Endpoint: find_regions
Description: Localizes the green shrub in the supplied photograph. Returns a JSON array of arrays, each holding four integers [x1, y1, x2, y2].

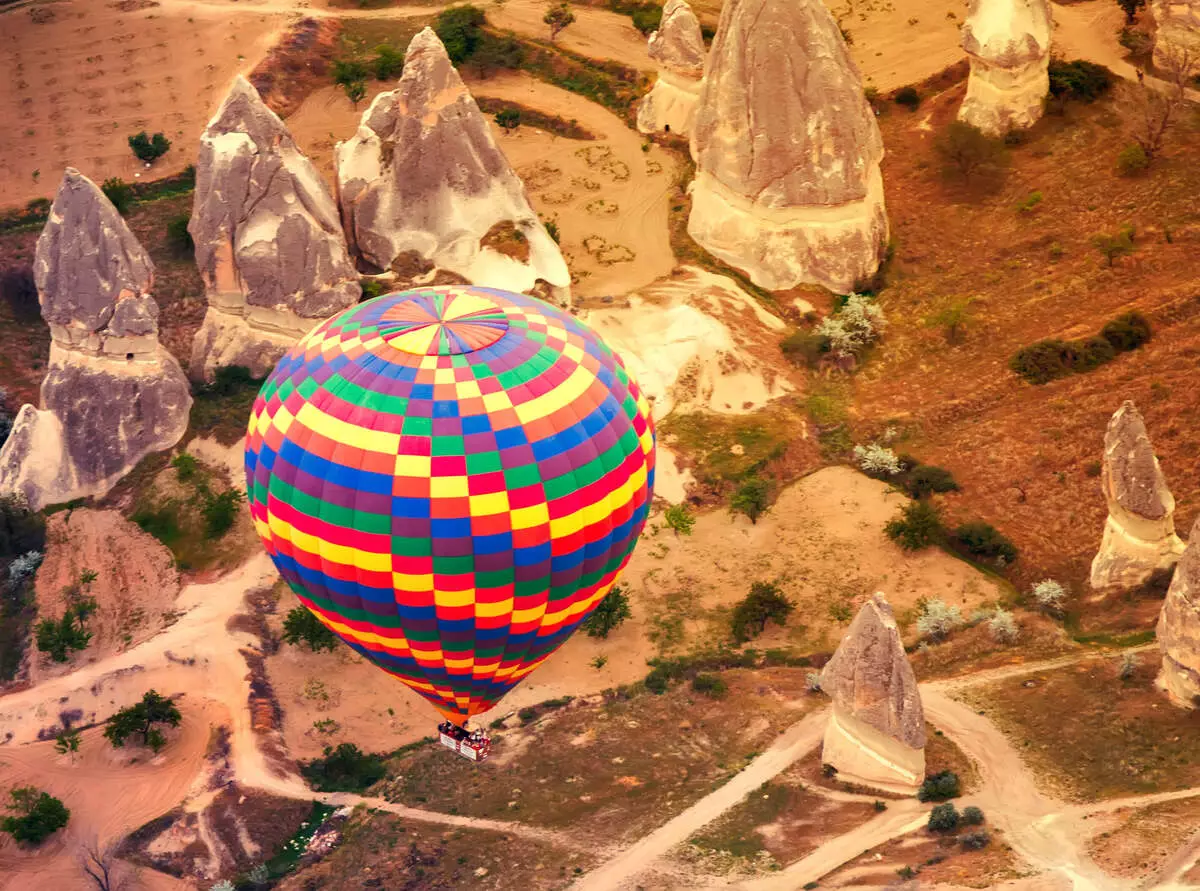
[[1, 266, 39, 323], [1101, 311, 1152, 352], [664, 503, 694, 536], [101, 178, 134, 215], [1048, 59, 1113, 102], [495, 107, 521, 131], [928, 802, 960, 832], [1074, 335, 1117, 371], [301, 743, 387, 792], [918, 770, 961, 802], [1117, 142, 1150, 176], [885, 500, 943, 551], [961, 805, 985, 825], [730, 580, 794, 643], [331, 58, 369, 86], [951, 521, 1018, 565], [1092, 223, 1136, 267], [435, 5, 486, 63], [104, 690, 182, 752], [902, 465, 959, 499], [935, 121, 1007, 185], [201, 488, 243, 539], [35, 599, 95, 662], [691, 672, 728, 698], [373, 44, 404, 80], [1009, 339, 1077, 384], [359, 278, 387, 301], [128, 131, 171, 163], [1, 787, 69, 845], [961, 829, 991, 849], [580, 584, 632, 638], [630, 4, 661, 32], [730, 476, 771, 524], [466, 31, 525, 78], [171, 452, 199, 482], [780, 330, 830, 367], [166, 214, 193, 257], [282, 606, 338, 652], [894, 86, 921, 109]]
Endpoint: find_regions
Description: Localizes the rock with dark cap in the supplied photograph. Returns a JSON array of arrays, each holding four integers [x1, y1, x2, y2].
[[189, 75, 360, 381], [1158, 518, 1200, 708], [0, 169, 191, 510], [335, 28, 570, 304], [958, 0, 1052, 136], [1090, 401, 1185, 592], [637, 0, 706, 137], [686, 0, 888, 293], [820, 592, 925, 794]]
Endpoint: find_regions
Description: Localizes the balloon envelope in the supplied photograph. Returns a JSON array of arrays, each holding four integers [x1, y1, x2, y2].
[[245, 285, 655, 721]]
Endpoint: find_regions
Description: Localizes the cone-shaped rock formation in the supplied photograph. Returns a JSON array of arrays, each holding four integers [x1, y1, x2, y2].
[[686, 0, 888, 294], [189, 76, 361, 381], [1158, 517, 1200, 708], [1090, 401, 1185, 592], [336, 28, 570, 303], [820, 593, 925, 794], [636, 0, 706, 138], [1152, 0, 1200, 68], [0, 169, 191, 510], [958, 0, 1052, 136]]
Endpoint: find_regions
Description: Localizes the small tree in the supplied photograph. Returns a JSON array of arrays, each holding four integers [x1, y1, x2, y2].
[[691, 672, 727, 698], [961, 829, 992, 849], [1031, 579, 1066, 614], [1, 786, 70, 845], [282, 606, 339, 652], [918, 770, 961, 801], [805, 671, 823, 693], [331, 58, 369, 87], [55, 728, 81, 756], [731, 476, 771, 524], [495, 107, 521, 132], [580, 584, 632, 638], [988, 608, 1019, 643], [926, 297, 975, 345], [373, 44, 404, 80], [928, 802, 960, 832], [885, 500, 943, 551], [127, 131, 170, 164], [1091, 223, 1136, 267], [435, 4, 487, 63], [730, 580, 794, 643], [916, 599, 964, 641], [935, 121, 1007, 186], [664, 503, 694, 537], [345, 80, 367, 109], [1116, 0, 1145, 24], [544, 2, 576, 40], [79, 836, 132, 891], [101, 178, 134, 215], [903, 465, 959, 499], [1130, 46, 1197, 160], [37, 598, 97, 662], [103, 691, 182, 752], [961, 805, 985, 825]]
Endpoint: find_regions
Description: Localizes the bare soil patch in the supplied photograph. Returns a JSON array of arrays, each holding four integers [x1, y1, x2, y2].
[[1087, 796, 1200, 880]]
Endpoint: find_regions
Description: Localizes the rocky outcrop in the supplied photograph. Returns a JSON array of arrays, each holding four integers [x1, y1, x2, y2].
[[686, 0, 888, 294], [1158, 518, 1200, 708], [958, 0, 1052, 136], [1090, 401, 1185, 592], [190, 76, 360, 381], [335, 28, 570, 303], [820, 593, 926, 794], [636, 0, 706, 138], [1152, 0, 1200, 69], [0, 169, 191, 511]]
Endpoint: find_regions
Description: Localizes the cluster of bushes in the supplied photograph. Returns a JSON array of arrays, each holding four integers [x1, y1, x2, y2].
[[853, 445, 959, 499], [301, 743, 387, 792], [0, 498, 46, 681], [128, 130, 171, 164], [601, 0, 662, 33], [1047, 59, 1113, 106], [886, 501, 1018, 568], [331, 42, 405, 104], [1009, 310, 1152, 384], [643, 647, 761, 695]]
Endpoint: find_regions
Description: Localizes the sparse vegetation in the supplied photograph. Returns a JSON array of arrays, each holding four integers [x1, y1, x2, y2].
[[282, 605, 339, 652], [128, 131, 171, 164], [580, 584, 632, 638], [885, 500, 943, 551], [935, 121, 1007, 186], [101, 178, 134, 215], [816, 294, 886, 360], [730, 581, 793, 643], [664, 503, 694, 536], [901, 464, 959, 499], [495, 107, 521, 132], [691, 672, 728, 698], [961, 828, 992, 849], [54, 727, 81, 755], [916, 599, 964, 641], [1118, 652, 1140, 680], [924, 296, 975, 345], [1091, 223, 1136, 267], [1116, 142, 1150, 176], [1, 786, 69, 845], [103, 691, 182, 753]]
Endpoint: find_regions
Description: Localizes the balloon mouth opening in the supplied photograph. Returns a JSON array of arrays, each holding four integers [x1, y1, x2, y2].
[[379, 290, 511, 356]]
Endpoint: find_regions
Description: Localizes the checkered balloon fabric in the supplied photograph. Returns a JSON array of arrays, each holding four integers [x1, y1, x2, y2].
[[245, 286, 656, 720]]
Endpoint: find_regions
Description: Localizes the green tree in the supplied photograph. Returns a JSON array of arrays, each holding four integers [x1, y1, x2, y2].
[[730, 580, 793, 643], [928, 802, 960, 832], [166, 213, 193, 257], [730, 476, 770, 524], [1, 786, 69, 845], [103, 691, 182, 753], [54, 728, 81, 756], [925, 297, 974, 345], [344, 80, 367, 109], [301, 743, 387, 792], [282, 606, 339, 652], [544, 2, 576, 39], [580, 584, 631, 638], [664, 503, 694, 537], [495, 107, 521, 132], [101, 178, 134, 215], [201, 488, 243, 539], [373, 44, 404, 80], [918, 770, 961, 802], [435, 5, 487, 63], [331, 58, 369, 87], [1091, 223, 1135, 267], [36, 598, 96, 662], [128, 131, 171, 163], [934, 121, 1007, 186], [885, 500, 943, 551]]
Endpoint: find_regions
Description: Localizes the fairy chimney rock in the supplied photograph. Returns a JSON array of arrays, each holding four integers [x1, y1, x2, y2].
[[1090, 401, 1185, 592], [1158, 518, 1200, 708], [820, 593, 926, 795], [686, 0, 889, 293], [189, 75, 361, 381], [0, 169, 191, 510], [637, 0, 706, 137], [335, 28, 570, 304], [958, 0, 1052, 136]]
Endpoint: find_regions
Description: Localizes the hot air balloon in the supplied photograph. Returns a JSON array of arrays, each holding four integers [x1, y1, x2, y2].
[[245, 285, 655, 760]]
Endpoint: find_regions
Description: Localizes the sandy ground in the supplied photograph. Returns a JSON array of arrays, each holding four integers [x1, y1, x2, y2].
[[0, 706, 214, 891], [28, 508, 181, 686], [488, 0, 655, 71], [0, 0, 283, 208], [288, 71, 677, 297]]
